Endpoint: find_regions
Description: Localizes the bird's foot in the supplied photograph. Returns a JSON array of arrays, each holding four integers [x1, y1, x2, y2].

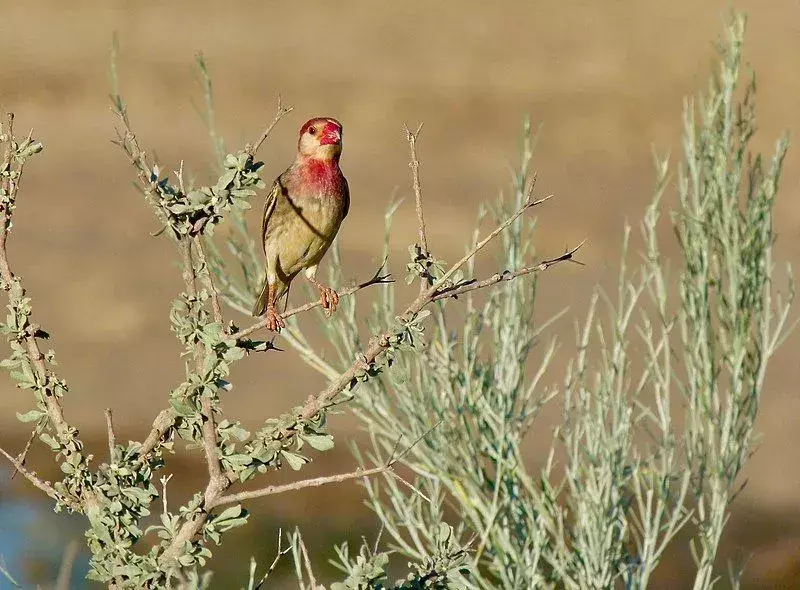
[[266, 305, 286, 332], [317, 285, 340, 316]]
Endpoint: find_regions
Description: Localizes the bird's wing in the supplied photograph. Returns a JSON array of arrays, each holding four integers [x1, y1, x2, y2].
[[341, 176, 350, 219], [260, 177, 283, 254]]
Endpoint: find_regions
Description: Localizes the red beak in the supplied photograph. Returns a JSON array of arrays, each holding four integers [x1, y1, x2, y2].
[[319, 128, 341, 146]]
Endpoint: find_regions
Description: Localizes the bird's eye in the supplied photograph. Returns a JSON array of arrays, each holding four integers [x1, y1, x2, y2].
[[308, 126, 316, 135]]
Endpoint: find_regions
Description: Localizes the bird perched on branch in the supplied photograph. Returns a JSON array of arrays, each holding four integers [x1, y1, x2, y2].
[[252, 117, 349, 331]]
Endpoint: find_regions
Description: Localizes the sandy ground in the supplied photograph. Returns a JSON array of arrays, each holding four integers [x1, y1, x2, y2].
[[1, 1, 800, 586]]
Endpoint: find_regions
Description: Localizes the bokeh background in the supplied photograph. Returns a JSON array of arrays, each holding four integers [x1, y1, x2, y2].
[[1, 1, 799, 587]]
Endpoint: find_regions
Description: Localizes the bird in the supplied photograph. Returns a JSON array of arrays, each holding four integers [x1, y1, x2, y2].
[[252, 117, 349, 332]]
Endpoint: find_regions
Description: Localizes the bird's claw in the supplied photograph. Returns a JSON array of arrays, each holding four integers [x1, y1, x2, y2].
[[318, 286, 339, 316], [266, 306, 286, 332]]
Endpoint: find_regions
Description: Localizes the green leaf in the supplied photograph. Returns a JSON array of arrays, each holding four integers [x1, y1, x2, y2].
[[215, 169, 237, 191], [16, 409, 45, 423], [302, 433, 334, 452], [280, 450, 308, 471], [215, 504, 243, 522]]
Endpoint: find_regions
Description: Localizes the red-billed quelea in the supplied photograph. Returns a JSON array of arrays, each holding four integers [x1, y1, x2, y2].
[[252, 117, 349, 331]]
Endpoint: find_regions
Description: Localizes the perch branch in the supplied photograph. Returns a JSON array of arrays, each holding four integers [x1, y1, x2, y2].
[[236, 271, 393, 339]]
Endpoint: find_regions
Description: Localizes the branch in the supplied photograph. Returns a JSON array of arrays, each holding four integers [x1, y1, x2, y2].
[[138, 409, 176, 461], [431, 193, 553, 293], [104, 409, 117, 463], [10, 427, 36, 480], [180, 239, 224, 488], [246, 96, 293, 158], [253, 530, 291, 590], [431, 240, 586, 302], [111, 109, 172, 230], [194, 236, 223, 325], [236, 270, 393, 339], [0, 114, 83, 494], [404, 123, 428, 254], [211, 463, 392, 508], [0, 445, 80, 510]]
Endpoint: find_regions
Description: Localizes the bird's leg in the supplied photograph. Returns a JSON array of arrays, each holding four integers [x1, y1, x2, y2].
[[265, 282, 286, 332], [305, 268, 339, 316]]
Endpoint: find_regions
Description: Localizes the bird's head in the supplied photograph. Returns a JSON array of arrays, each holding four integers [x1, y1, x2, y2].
[[298, 117, 343, 161]]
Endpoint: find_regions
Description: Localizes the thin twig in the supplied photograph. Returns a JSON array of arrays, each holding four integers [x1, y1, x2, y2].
[[211, 464, 393, 508], [246, 96, 294, 158], [0, 557, 20, 588], [160, 474, 173, 516], [10, 427, 37, 480], [429, 193, 554, 294], [0, 445, 79, 510], [214, 423, 442, 509], [1, 114, 14, 200], [404, 123, 429, 255], [104, 408, 117, 463], [254, 529, 291, 590], [431, 240, 586, 302], [237, 271, 392, 339]]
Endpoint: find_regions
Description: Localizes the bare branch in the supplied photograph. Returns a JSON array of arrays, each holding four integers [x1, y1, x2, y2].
[[10, 427, 37, 481], [253, 529, 291, 590], [0, 445, 79, 510], [404, 123, 429, 261], [430, 193, 553, 294], [274, 193, 562, 441], [211, 464, 391, 508], [160, 474, 173, 516], [104, 408, 117, 463], [246, 96, 294, 158], [431, 240, 586, 302]]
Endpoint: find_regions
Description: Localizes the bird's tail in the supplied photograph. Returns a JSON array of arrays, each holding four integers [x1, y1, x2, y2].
[[252, 280, 289, 317], [252, 280, 269, 317]]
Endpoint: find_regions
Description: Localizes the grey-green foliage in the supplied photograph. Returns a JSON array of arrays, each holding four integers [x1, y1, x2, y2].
[[230, 13, 791, 589]]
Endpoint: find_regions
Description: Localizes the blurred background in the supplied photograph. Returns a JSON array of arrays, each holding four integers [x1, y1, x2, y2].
[[0, 0, 799, 587]]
